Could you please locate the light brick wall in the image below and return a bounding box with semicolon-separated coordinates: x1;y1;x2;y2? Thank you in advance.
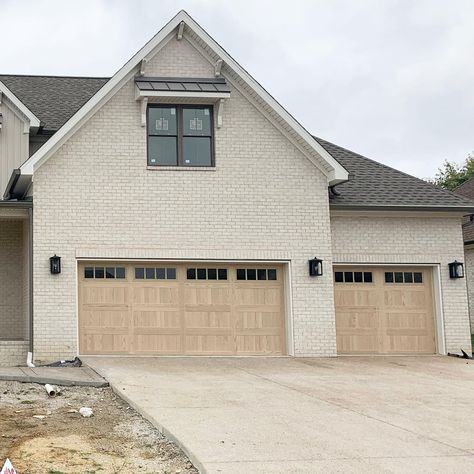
0;341;28;366
331;214;472;353
32;36;335;362
464;246;474;333
0;220;25;341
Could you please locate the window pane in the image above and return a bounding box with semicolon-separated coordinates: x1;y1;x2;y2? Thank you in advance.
148;136;177;166
106;267;115;279
385;272;394;283
197;268;207;280
84;267;94;279
267;269;277;280
135;268;144;279
167;268;176;280
116;267;126;279
187;268;196;279
148;107;177;136
334;272;343;283
404;272;413;283
183;108;211;136
237;269;246;280
95;267;104;279
145;268;155;279
414;272;423;283
247;269;256;280
344;272;353;283
156;268;166;279
218;269;227;280
394;272;404;283
257;269;267;280
363;272;373;283
183;137;211;166
354;272;363;283
207;268;217;280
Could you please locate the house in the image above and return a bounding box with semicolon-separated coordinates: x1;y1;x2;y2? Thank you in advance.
0;11;473;366
454;177;474;332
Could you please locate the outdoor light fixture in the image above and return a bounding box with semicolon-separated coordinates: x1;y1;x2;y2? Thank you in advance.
309;257;323;277
50;255;61;274
448;260;464;279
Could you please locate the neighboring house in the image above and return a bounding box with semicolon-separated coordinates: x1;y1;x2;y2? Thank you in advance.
0;11;473;366
454;177;474;332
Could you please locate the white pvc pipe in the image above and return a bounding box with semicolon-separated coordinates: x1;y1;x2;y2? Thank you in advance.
45;384;58;397
26;351;35;368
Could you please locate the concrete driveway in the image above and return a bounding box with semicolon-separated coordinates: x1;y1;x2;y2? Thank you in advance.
86;356;474;473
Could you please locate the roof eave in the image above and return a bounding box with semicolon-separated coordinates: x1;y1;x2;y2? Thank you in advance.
329;203;474;213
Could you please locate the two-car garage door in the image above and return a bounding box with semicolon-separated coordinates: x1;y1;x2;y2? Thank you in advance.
334;266;436;354
78;261;286;356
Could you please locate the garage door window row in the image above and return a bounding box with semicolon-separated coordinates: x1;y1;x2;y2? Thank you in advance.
334;271;373;283
236;269;277;280
385;271;422;284
84;266;126;279
187;268;228;280
135;267;176;280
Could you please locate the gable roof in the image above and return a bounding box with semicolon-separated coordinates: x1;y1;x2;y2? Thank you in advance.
0;75;108;132
17;10;348;184
316;137;474;212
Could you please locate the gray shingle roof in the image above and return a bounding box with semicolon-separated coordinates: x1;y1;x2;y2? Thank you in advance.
1;74;472;212
315;137;474;211
0;74;109;131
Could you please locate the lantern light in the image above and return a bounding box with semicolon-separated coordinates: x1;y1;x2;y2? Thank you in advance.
448;260;464;279
309;257;323;277
50;255;61;274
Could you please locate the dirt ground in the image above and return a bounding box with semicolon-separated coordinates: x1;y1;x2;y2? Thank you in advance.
0;381;198;474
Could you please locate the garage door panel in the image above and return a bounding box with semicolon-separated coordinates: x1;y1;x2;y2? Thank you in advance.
335;266;435;355
134;334;181;354
79;262;285;356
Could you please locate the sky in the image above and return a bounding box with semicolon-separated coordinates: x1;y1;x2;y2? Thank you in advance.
1;0;473;179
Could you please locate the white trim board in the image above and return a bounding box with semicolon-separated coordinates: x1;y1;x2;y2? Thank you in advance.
0;81;40;130
18;10;348;185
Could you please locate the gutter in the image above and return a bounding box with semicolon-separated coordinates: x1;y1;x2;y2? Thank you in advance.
330;204;474;213
28;206;34;363
0;200;32;208
3;168;21;200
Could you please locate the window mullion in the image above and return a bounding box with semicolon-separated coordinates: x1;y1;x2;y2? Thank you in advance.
177;106;183;166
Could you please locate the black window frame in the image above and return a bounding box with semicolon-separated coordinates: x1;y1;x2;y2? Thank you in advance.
147;104;215;167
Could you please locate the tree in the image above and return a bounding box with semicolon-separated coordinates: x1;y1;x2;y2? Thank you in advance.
432;154;474;191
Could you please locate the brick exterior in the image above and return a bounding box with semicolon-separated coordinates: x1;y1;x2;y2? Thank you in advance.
0;35;469;363
464;246;474;333
0;219;27;341
331;214;472;353
0;340;28;366
31;36;335;362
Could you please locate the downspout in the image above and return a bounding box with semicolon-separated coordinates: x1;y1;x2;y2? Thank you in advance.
26;206;35;367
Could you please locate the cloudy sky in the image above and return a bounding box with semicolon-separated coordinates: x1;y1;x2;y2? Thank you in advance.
2;0;473;179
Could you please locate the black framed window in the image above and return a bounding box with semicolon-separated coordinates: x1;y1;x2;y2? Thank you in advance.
186;268;228;280
85;266;125;279
147;105;214;167
236;269;277;281
134;267;176;280
385;271;423;284
334;271;373;284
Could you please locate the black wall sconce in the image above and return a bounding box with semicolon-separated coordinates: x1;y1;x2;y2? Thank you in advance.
309;257;323;277
50;255;61;274
448;260;464;279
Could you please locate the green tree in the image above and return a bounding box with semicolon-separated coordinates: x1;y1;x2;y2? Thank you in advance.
432;154;474;191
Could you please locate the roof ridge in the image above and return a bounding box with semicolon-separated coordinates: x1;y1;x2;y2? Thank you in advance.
314;136;474;207
0;73;110;80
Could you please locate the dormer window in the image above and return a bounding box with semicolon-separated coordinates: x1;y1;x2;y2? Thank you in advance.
147;105;214;167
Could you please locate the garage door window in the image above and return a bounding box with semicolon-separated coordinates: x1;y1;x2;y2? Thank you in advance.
385;271;422;284
334;271;372;283
84;266;126;279
135;267;176;280
236;269;277;280
187;268;228;280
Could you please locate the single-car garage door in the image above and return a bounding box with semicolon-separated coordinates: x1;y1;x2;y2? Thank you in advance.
334;266;436;354
78;261;286;356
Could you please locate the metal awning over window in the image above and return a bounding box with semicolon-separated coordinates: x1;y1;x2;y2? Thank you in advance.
135;76;230;128
135;76;230;99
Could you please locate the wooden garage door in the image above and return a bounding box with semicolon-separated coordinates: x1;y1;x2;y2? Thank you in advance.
78;262;285;355
334;266;436;354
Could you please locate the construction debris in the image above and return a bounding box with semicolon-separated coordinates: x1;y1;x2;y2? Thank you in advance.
79;407;93;418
